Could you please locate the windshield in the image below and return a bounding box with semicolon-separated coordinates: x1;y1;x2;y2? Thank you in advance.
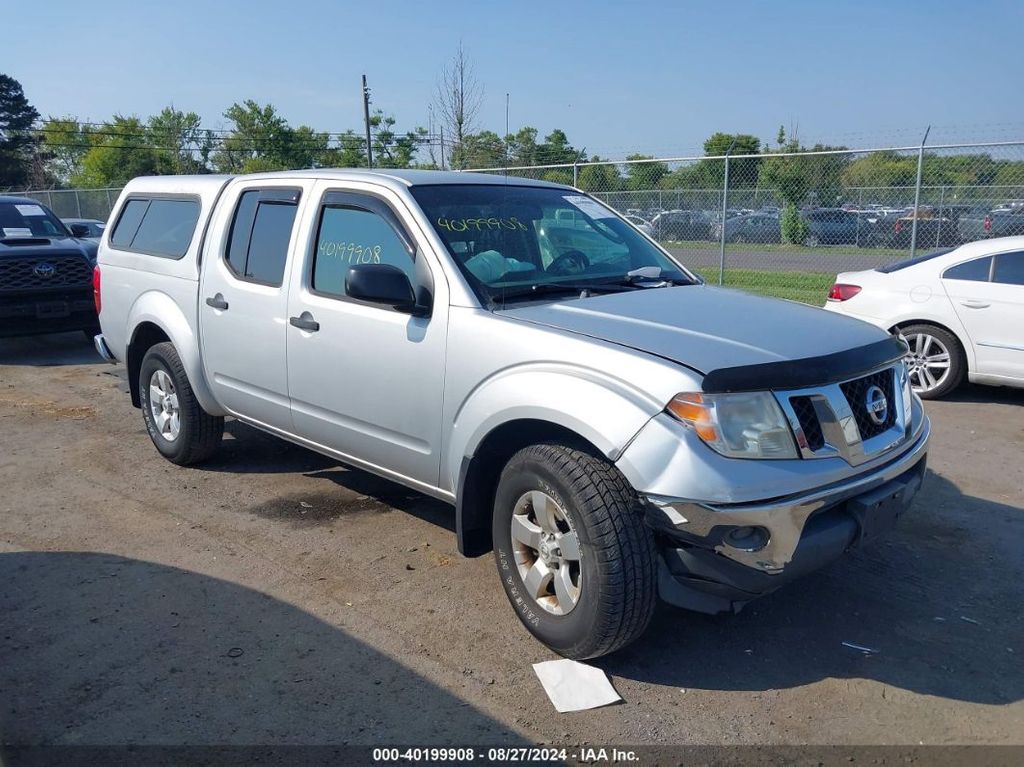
410;184;694;304
0;201;70;239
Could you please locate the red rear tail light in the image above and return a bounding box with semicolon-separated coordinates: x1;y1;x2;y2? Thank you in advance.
828;283;861;301
983;215;992;232
894;220;903;233
92;266;101;315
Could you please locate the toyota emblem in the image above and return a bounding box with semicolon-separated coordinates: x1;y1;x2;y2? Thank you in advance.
33;262;57;279
864;385;888;426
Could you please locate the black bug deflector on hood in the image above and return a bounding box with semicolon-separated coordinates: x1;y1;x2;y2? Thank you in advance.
700;335;909;393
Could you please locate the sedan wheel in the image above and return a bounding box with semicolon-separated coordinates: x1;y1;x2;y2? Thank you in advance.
899;324;965;399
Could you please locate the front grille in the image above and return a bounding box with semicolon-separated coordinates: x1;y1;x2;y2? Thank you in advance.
789;395;825;450
840;368;896;441
0;255;93;291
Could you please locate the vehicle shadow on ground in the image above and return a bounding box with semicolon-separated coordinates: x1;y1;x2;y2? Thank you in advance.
0;551;519;747
211;421;455;532
939;382;1024;406
602;470;1024;705
0;332;101;366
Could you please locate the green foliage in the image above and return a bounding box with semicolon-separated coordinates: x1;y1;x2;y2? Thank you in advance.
0;74;40;188
759;139;849;206
74;116;160;187
624;154;668;190
576;156;621;192
780;203;809;244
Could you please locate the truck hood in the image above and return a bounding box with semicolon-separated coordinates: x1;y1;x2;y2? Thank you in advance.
0;236;97;262
498;285;890;376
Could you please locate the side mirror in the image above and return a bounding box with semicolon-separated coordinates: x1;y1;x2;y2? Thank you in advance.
69;223;91;238
346;263;428;316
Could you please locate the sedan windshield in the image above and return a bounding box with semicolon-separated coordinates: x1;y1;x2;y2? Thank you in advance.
0;202;69;239
410;184;694;304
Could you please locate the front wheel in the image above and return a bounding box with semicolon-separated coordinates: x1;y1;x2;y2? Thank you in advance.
492;444;657;659
139;342;224;465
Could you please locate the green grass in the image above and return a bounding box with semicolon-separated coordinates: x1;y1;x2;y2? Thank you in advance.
695;269;836;305
663;239;905;258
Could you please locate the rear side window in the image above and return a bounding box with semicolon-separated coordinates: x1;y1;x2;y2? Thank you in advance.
109;198;199;258
943;256;992;282
224;189;300;287
992;251;1024;286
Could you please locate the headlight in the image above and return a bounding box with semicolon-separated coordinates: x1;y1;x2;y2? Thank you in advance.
666;391;798;459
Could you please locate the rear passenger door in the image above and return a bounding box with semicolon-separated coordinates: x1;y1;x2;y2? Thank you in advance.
199;182;307;433
284;182;448;490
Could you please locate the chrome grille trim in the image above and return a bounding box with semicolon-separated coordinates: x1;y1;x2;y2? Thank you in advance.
774;362;912;467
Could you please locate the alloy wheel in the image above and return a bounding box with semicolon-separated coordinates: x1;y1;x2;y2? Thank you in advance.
148;369;181;441
510;490;582;615
906;332;951;393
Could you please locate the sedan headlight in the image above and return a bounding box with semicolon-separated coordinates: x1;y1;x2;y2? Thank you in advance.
666;391;797;459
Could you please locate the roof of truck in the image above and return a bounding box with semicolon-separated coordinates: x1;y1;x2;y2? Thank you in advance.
125;168;571;191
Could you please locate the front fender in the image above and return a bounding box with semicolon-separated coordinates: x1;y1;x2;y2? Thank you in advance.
444;362;664;492
127;291;224;416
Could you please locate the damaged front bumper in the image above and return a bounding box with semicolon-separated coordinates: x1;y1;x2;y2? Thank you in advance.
617;411;930;614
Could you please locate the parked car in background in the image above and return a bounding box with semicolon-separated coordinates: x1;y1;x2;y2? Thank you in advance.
957;206;1024;243
94;169;929;659
711;212;781;243
802;208;858;246
651;209;712;241
61;217;107;243
824;237;1024;398
0;196;99;339
623;214;655;237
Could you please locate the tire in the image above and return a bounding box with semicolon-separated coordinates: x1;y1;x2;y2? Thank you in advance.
492;444;657;659
139;342;223;465
899;323;966;399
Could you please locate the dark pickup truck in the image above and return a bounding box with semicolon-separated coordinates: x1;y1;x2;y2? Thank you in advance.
0;196;99;339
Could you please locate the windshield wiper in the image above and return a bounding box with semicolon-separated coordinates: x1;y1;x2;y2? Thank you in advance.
496;280;640;303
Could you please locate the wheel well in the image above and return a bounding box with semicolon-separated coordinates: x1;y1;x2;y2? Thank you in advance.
456;419;602;558
126;322;170;407
889;319;969;367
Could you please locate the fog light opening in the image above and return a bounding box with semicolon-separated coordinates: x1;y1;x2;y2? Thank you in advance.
724;526;769;552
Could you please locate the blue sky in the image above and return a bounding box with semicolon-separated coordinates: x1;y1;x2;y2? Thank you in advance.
7;0;1022;157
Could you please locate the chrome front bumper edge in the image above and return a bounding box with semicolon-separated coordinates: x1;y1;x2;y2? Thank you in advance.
94;333;116;363
645;416;931;573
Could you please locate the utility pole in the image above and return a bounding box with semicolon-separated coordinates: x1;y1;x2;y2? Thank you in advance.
362;74;373;169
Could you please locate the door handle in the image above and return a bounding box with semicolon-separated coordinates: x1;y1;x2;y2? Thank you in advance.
205;293;229;311
960;300;990;309
289;312;320;332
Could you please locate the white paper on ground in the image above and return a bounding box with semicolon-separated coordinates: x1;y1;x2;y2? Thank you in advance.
532;659;622;712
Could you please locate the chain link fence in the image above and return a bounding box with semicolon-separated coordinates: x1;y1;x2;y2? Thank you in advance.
466;140;1024;304
13;141;1024;305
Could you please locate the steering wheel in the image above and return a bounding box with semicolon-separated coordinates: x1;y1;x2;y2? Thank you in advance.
548;249;590;275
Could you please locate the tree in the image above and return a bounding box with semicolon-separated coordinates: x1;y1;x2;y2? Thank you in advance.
451;130;505;170
0;74;40;188
148;107;215;174
435;43;483;167
214;100;293;173
39;116;90;184
577;156;622;193
703;132;761;187
73;116;160;187
369;111;426;169
624;154;668;191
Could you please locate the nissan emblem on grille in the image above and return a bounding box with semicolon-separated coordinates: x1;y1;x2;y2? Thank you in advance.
865;385;888;426
32;262;57;279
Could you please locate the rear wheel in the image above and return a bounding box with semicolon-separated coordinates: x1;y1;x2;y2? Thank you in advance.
492;444;657;659
139;342;223;465
900;324;965;399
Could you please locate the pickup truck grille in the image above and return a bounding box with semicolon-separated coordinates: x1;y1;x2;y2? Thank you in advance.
840;369;896;440
778;364;909;467
0;255;93;291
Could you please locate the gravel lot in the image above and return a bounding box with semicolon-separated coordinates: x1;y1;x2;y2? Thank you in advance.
1;332;1022;748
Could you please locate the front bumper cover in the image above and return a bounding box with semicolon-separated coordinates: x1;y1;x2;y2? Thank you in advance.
645;415;930;612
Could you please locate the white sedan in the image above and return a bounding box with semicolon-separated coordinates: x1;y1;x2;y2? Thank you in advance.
823;236;1024;398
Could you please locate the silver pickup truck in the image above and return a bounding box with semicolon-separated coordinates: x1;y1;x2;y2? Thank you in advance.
94;170;930;659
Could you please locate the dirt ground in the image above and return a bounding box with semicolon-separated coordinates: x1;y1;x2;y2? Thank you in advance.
1;332;1022;748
